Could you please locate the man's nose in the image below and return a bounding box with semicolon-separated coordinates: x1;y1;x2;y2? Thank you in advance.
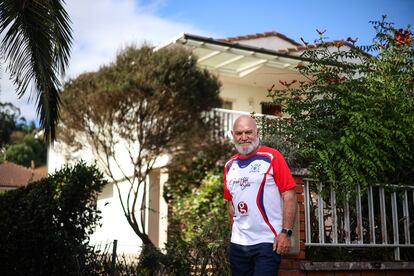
241;133;248;140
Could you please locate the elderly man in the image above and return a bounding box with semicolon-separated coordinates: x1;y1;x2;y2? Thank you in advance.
223;115;297;275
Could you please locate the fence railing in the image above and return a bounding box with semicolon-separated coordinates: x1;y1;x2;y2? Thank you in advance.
303;179;414;260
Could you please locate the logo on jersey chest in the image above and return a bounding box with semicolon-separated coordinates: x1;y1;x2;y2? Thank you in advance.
249;163;261;173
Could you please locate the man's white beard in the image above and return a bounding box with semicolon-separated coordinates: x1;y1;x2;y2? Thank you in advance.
234;137;260;155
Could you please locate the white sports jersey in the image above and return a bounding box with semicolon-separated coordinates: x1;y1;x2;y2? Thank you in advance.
224;145;296;245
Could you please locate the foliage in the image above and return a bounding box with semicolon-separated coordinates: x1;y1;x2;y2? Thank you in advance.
2;143;33;165
0;101;47;167
257;116;304;169
3;134;47;166
91;223;231;275
0;162;106;276
161;142;233;274
135;172;231;275
166;141;233;202
0;102;20;147
0;0;73;142
59;44;222;246
172;172;229;241
267;17;414;194
162;217;231;275
166;141;232;239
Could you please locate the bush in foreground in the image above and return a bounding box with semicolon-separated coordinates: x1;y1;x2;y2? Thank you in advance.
0;162;106;276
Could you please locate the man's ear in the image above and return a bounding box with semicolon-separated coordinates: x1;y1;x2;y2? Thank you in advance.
257;128;260;135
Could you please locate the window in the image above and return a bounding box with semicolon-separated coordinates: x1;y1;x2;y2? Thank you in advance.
261;102;282;116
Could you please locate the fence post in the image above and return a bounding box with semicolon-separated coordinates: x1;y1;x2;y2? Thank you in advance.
110;239;118;276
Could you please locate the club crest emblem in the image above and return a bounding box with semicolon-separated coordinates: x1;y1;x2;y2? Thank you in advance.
249;163;261;173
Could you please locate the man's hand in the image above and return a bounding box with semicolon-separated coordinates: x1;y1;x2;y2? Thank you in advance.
273;233;291;255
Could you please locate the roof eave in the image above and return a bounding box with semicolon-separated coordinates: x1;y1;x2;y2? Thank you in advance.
177;33;311;62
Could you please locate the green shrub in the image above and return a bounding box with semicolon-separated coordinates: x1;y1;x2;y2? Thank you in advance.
161;142;232;274
0;162;106;276
267;17;414;195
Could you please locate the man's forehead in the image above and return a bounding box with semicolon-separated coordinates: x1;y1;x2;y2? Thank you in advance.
233;116;257;131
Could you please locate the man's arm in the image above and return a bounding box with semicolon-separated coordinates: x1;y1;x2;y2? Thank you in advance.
274;188;297;254
282;188;297;229
227;201;234;226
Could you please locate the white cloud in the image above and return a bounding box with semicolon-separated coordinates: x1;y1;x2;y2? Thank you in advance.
0;0;211;122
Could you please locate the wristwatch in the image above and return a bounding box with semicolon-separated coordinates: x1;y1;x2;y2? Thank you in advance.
281;228;293;237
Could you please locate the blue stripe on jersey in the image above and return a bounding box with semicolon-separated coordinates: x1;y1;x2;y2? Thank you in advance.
233;155;271;169
258;180;269;221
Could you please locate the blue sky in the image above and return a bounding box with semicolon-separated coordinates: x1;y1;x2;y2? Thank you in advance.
154;0;413;46
1;0;413;123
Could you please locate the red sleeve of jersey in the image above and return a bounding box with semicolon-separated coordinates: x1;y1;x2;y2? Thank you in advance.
223;165;232;201
272;150;296;193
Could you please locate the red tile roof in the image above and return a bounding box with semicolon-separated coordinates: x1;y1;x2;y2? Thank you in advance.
276;40;370;57
220;31;302;46
0;161;46;188
219;32;366;56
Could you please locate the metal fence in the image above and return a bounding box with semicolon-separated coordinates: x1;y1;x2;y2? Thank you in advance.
304;179;414;260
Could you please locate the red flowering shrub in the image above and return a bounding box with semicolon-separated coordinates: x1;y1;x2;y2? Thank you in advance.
266;16;414;193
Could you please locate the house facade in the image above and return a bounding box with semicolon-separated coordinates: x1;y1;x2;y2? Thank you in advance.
48;31;317;254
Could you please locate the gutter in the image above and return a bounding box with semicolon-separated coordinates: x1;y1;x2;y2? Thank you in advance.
179;33;313;62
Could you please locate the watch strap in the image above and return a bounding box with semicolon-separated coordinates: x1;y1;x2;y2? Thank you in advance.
281;228;293;237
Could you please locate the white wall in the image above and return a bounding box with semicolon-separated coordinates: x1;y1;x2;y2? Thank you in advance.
48;139;170;254
220;80;269;113
89;166;169;254
237;36;298;51
90;180;144;254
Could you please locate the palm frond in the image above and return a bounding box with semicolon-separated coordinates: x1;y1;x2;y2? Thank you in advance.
0;0;72;142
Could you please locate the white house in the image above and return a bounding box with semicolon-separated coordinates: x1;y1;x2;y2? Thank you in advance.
48;31;354;254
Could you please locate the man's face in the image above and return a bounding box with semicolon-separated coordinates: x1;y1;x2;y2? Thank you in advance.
232;117;259;155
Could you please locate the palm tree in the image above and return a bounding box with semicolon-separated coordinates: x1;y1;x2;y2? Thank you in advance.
0;0;72;142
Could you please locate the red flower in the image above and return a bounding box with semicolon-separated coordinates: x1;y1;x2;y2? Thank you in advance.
394;28;412;45
334;40;344;47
